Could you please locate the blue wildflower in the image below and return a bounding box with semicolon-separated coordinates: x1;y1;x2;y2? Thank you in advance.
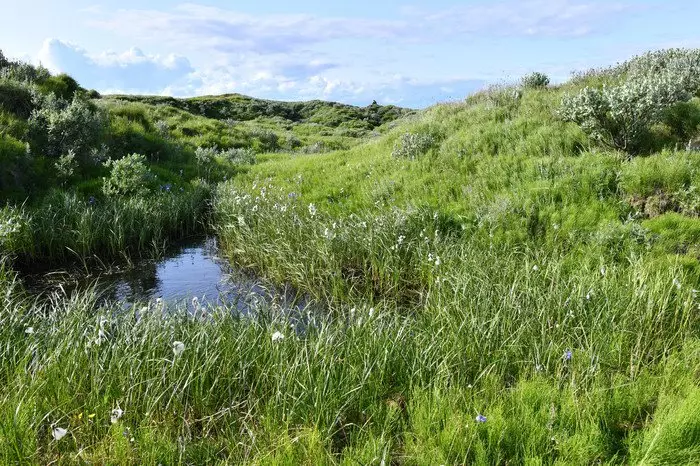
564;349;573;361
476;414;487;423
165;183;172;192
88;196;96;205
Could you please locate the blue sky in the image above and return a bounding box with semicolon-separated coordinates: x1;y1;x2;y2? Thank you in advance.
3;0;700;107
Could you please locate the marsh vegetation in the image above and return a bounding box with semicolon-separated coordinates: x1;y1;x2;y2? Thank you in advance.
1;49;700;464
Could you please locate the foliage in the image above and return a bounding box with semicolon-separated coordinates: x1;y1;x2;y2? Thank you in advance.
102;153;150;197
562;49;700;154
28;94;106;161
521;71;550;89
391;131;436;159
220;147;256;165
37;73;81;100
561;73;693;154
54;149;78;184
0;79;35;118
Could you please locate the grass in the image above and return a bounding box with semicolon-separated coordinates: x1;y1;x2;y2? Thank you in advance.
2;52;700;463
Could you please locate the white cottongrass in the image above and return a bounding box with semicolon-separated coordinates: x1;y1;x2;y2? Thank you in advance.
271;331;285;343
52;427;68;440
173;341;185;356
111;408;124;424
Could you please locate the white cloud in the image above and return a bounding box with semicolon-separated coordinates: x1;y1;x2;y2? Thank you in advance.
35;1;637;106
415;0;634;37
38;38;196;94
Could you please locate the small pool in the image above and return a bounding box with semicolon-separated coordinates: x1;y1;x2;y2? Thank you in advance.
23;237;303;313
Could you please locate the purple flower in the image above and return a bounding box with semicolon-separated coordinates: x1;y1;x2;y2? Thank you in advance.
165;183;172;192
564;349;573;361
475;414;487;423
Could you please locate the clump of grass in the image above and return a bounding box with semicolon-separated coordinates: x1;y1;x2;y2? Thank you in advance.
6;184;211;265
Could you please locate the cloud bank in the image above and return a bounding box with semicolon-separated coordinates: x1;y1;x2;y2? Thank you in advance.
36;1;637;106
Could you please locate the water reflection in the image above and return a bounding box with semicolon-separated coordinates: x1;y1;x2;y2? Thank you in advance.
25;237;304;314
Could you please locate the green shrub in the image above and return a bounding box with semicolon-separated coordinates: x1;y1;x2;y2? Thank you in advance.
392;131;436;159
38;73;80;100
561;49;700;154
102;153;150;197
561;75;690;154
221;147;256;165
28;95;106;162
0;79;34;118
54;150;78;184
0;205;27;252
249;128;279;152
521;72;550;89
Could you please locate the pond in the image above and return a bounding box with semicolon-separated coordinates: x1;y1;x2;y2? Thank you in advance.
23;237;304;314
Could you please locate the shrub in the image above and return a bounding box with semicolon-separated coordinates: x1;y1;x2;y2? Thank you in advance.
0;79;35;118
392;132;436;159
521;72;550;89
249;128;280;152
102;153;150;197
560;74;691;154
38;73;80;100
0;205;27;251
54;150;78;184
28;95;106;161
561;49;700;154
221;147;256;165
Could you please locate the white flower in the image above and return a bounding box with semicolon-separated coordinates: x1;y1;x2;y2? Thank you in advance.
25;327;34;334
52;427;68;440
271;331;285;343
673;278;682;290
111;408;124;424
173;341;185;356
434;255;441;266
600;266;607;277
368;307;375;318
308;203;317;217
532;265;539;272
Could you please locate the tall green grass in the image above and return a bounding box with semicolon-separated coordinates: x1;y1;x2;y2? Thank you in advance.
3;183;211;266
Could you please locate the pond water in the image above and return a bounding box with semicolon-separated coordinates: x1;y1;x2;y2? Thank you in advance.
24;237;303;314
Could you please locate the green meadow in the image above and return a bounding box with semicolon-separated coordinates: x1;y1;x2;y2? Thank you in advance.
1;49;700;464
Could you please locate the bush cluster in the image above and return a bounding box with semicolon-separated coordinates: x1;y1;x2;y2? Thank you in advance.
28;94;106;162
561;49;700;154
102;153;151;197
521;72;550;89
392;131;436;159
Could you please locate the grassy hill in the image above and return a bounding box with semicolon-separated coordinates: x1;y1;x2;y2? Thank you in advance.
1;49;700;464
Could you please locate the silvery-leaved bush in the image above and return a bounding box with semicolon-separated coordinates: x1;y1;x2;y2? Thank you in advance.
560;49;700;155
392;131;435;160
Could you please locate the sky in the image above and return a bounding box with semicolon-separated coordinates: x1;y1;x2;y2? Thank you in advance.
2;0;700;108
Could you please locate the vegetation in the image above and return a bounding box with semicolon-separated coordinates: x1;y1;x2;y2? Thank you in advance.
1;48;700;463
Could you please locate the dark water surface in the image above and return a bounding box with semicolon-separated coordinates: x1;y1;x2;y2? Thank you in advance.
24;237;303;313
